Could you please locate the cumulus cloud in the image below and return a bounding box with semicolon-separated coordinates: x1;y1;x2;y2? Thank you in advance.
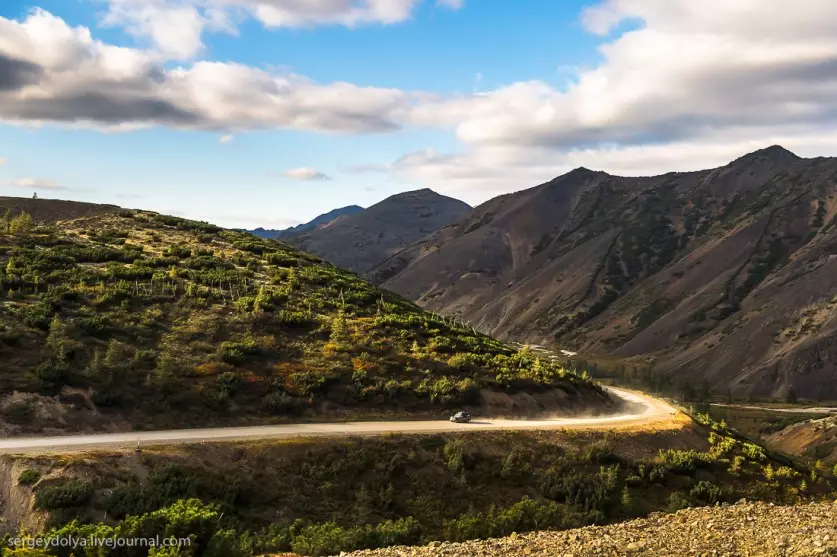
101;0;428;59
0;157;6;167
0;9;410;133
388;0;837;198
219;134;233;143
282;167;332;181
4;1;837;204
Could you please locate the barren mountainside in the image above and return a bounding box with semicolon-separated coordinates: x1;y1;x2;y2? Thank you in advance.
290;189;471;274
372;147;837;400
248;205;364;239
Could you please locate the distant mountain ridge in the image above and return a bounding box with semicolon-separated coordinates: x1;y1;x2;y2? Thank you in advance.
287;188;471;274
249;205;364;239
371;146;837;400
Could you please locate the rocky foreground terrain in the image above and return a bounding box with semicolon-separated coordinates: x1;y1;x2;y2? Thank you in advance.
342;501;837;557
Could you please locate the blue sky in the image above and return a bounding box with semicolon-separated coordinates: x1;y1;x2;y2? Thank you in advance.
1;1;836;228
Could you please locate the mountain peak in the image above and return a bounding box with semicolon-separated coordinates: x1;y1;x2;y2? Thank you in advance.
733;145;800;165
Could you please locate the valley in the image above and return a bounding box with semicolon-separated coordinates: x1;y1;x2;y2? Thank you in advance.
372;147;837;401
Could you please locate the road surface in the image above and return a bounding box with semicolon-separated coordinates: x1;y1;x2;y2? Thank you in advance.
0;387;676;454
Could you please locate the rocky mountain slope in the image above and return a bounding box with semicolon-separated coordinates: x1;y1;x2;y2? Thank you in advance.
0;200;606;433
291;189;471;274
769;415;837;467
344;500;837;557
372;147;837;400
248;205;363;239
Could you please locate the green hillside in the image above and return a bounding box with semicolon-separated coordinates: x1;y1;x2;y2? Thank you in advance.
0;208;607;431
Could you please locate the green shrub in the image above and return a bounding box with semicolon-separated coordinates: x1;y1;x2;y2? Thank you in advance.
18;469;41;486
220;341;262;365
262;392;306;415
35;479;94;510
657;449;712;474
689;481;721;504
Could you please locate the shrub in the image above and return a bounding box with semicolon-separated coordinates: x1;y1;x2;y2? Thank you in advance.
443;497;565;542
18;469;41;486
689;481;721;504
262;392;306;415
35;480;94;510
220;341;262;365
657;449;712;474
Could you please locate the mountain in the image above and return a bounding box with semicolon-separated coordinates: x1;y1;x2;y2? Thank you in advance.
0;200;608;434
289;188;472;274
372;146;837;400
249;205;364;239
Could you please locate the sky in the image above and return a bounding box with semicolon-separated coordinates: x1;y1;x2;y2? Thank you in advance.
2;1;837;229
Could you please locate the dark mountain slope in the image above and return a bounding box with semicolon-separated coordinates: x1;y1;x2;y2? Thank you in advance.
0;196;119;223
249;205;364;239
374;147;837;399
291;189;471;274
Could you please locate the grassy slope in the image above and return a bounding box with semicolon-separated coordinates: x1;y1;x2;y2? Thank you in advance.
7;415;833;556
0;209;606;433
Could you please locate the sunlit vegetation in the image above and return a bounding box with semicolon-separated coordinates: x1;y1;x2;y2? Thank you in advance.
16;419;830;557
0;210;599;430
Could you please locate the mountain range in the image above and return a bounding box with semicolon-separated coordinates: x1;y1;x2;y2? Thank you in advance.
370;146;837;400
249;205;364;239
273;189;471;274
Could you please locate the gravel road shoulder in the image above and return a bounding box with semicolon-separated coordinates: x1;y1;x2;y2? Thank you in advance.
342;500;837;557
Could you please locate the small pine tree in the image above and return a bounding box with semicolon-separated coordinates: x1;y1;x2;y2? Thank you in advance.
9;211;33;234
329;311;349;346
620;486;632;511
832;463;837;477
786;388;798;404
46;316;76;361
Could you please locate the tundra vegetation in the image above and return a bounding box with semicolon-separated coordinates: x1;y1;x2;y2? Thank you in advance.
0;209;601;431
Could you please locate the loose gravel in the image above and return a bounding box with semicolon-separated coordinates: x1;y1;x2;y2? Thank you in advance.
341;500;837;556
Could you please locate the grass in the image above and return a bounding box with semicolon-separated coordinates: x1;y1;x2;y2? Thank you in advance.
0;209;604;432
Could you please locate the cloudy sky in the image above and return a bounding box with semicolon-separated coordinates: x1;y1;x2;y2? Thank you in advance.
2;0;837;228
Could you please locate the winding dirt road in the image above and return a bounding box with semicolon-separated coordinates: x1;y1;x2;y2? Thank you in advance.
0;387;677;454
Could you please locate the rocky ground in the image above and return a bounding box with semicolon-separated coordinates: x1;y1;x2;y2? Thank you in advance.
341;500;837;556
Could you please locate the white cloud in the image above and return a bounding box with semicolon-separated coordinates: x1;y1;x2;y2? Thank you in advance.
0;158;6;167
0;9;410;133
102;1;224;60
387;0;837;197
282;167;332;181
101;0;428;59
219;134;233;143
3;1;837;205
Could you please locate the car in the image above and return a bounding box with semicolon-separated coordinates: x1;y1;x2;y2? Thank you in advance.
449;411;472;423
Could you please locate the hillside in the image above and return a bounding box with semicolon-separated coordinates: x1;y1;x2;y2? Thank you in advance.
768;415;837;467
372;146;837;400
3;414;831;555
290;189;471;274
249;205;364;239
0;203;608;434
0;197;119;223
